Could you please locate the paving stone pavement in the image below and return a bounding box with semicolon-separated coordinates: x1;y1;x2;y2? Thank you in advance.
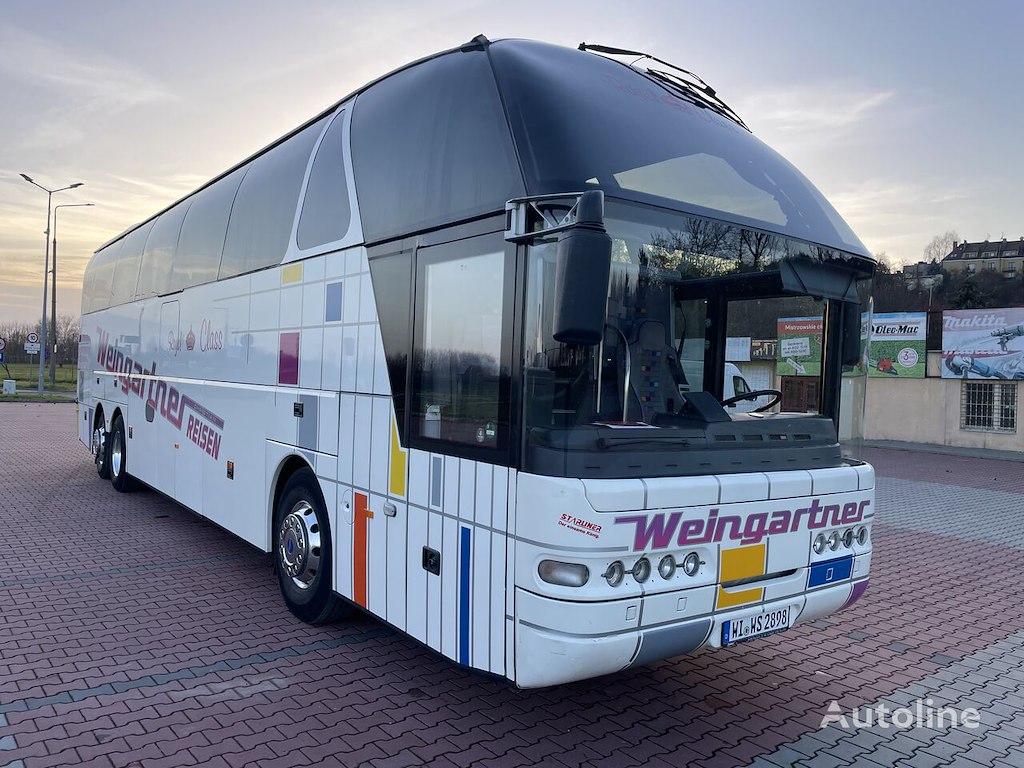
1;403;1023;768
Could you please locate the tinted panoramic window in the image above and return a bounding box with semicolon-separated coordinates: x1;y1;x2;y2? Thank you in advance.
83;241;121;313
110;220;155;305
297;110;352;250
489;40;868;257
221;117;327;278
137;203;190;298
171;167;245;292
351;49;524;243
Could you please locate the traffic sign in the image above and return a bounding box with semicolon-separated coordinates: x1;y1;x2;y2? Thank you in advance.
0;351;4;364
0;337;6;352
25;342;40;354
27;332;39;344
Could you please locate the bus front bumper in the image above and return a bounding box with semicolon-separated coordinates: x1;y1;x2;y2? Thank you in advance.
513;576;869;688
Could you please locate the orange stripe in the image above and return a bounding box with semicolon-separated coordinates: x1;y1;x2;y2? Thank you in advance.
354;492;373;607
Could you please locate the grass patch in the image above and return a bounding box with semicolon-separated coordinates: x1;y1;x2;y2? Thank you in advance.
1;362;77;392
0;393;75;403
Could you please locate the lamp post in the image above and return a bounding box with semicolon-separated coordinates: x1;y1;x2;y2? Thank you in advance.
20;174;84;392
51;203;95;386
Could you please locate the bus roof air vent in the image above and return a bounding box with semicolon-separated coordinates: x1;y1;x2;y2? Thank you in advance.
461;34;491;51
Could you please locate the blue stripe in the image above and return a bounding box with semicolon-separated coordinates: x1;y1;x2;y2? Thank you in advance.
808;555;854;588
459;526;471;665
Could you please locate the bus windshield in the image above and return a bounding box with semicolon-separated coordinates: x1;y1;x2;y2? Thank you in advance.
489;39;869;258
521;200;871;477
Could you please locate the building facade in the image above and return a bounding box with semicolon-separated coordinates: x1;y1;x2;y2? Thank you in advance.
942;238;1024;277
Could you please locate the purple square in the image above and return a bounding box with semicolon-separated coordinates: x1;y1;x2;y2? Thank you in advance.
279;332;300;385
325;281;342;322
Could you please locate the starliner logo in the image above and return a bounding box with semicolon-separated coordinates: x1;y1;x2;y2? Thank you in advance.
96;328;225;461
614;497;870;551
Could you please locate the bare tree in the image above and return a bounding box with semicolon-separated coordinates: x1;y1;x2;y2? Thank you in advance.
923;230;960;262
57;314;80;365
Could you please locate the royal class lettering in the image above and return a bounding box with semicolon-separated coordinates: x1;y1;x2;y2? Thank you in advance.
615;497;870;552
200;318;224;351
96;327;225;460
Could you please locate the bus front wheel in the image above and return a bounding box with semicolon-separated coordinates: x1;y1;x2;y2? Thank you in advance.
274;468;351;625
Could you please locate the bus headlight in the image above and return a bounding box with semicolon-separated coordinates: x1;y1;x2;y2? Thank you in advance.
813;533;826;554
603;561;625;587
827;530;840;551
857;526;869;546
682;552;701;576
632;558;652;583
842;529;855;549
658;555;676;580
538;560;589;587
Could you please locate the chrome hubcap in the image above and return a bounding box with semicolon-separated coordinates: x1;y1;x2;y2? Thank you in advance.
278;501;321;590
111;428;124;477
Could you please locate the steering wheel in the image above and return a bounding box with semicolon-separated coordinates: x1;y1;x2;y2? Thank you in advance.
720;389;782;413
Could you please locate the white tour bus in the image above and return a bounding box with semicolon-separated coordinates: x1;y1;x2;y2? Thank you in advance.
79;37;876;687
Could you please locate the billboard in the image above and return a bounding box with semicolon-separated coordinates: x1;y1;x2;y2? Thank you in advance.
868;312;926;378
777;316;822;376
942;308;1024;379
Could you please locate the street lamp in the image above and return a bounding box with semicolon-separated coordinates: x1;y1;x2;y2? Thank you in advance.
20;174;84;393
52;203;95;386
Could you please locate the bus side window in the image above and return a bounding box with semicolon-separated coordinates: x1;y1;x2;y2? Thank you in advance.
410;237;513;458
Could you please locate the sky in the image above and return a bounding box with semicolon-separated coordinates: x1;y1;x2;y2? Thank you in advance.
2;0;1022;325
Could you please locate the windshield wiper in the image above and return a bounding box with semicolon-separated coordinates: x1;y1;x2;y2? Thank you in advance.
578;42;749;131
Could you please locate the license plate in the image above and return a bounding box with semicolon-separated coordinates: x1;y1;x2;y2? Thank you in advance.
722;605;793;646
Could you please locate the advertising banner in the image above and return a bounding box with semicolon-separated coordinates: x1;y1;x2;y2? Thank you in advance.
942;308;1024;379
868;312;926;377
777;317;822;376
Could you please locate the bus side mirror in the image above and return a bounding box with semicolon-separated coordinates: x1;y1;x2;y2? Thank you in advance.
553;191;612;346
841;301;862;367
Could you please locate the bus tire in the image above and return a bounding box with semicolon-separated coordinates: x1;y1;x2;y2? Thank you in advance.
94;416;111;480
274;468;351;625
109;414;135;493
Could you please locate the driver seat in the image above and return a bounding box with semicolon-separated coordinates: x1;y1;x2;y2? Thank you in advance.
627;320;689;423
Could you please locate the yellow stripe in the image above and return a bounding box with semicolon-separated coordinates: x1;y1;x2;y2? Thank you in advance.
717;543;766;609
282;263;303;284
389;415;407;497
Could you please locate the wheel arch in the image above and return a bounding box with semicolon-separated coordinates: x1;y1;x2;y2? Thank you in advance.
269;454;317;551
93;403;109;433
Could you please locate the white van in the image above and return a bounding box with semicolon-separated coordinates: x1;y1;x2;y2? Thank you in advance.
679;359;764;413
724;362;761;412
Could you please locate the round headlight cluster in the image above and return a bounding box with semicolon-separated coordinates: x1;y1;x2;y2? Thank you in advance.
603;561;626;587
603;552;702;586
813;526;869;555
658;555;676;580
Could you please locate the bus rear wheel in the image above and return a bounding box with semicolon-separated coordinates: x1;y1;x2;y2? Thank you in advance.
94;419;110;480
109;414;135;493
274;468;351;625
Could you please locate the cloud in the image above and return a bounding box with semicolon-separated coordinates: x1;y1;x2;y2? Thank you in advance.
737;85;895;143
0;26;174;115
825;177;977;263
